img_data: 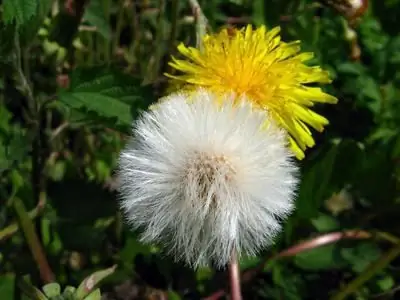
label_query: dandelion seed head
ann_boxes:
[117,89,298,267]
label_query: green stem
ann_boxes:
[0,204,44,242]
[113,0,125,55]
[331,242,400,300]
[168,0,179,52]
[87,31,95,65]
[102,0,111,62]
[127,1,140,71]
[154,0,166,80]
[12,34,52,283]
[13,197,54,283]
[14,33,36,115]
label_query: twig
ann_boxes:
[149,0,165,83]
[0,197,46,242]
[13,197,55,283]
[242,230,371,282]
[14,33,36,116]
[204,230,400,300]
[50,121,70,140]
[12,28,54,284]
[113,0,126,54]
[102,0,112,62]
[228,250,242,300]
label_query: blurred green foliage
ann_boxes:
[0,0,400,299]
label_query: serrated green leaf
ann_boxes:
[362,77,382,113]
[3,0,38,28]
[58,67,154,130]
[59,92,132,127]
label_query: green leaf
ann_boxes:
[62,286,76,300]
[336,62,365,76]
[42,283,61,298]
[0,24,16,63]
[83,0,112,40]
[239,255,262,270]
[294,244,345,271]
[119,234,152,267]
[62,92,132,127]
[0,274,15,300]
[75,265,116,299]
[296,141,339,218]
[311,213,340,232]
[0,106,31,173]
[252,0,282,28]
[195,266,214,282]
[362,77,382,113]
[2,0,38,28]
[341,242,382,273]
[330,139,365,187]
[0,102,12,131]
[18,278,47,300]
[376,275,394,292]
[58,67,154,130]
[0,145,7,172]
[82,289,101,300]
[20,0,53,45]
[166,290,182,300]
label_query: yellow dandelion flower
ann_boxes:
[166,25,338,160]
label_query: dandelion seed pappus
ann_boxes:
[117,89,298,267]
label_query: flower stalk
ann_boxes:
[228,250,242,300]
[13,197,55,283]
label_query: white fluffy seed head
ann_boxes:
[117,89,298,268]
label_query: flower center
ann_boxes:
[183,151,236,201]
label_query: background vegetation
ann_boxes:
[1,0,400,299]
